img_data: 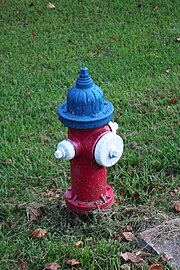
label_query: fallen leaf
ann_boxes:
[132,191,140,200]
[44,262,61,270]
[174,201,180,212]
[170,188,180,196]
[120,252,144,266]
[7,221,13,228]
[170,98,178,103]
[135,250,148,257]
[110,35,117,41]
[113,233,122,239]
[148,263,163,270]
[125,225,133,232]
[122,231,136,242]
[9,187,16,191]
[66,259,79,266]
[29,228,46,238]
[25,91,30,98]
[5,159,13,165]
[45,187,62,200]
[162,252,173,261]
[91,51,98,57]
[17,259,28,270]
[47,2,55,9]
[75,240,82,246]
[26,203,46,221]
[176,37,180,42]
[32,32,36,37]
[121,264,131,270]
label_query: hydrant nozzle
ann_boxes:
[54,67,124,214]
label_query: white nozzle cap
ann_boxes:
[54,149,64,159]
[108,121,119,134]
[94,132,123,167]
[54,140,75,160]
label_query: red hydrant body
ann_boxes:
[55,67,123,214]
[66,125,114,213]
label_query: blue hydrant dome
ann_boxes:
[58,67,114,129]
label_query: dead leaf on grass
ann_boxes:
[170,98,178,103]
[26,203,46,221]
[176,37,180,42]
[29,228,46,238]
[148,263,163,270]
[25,91,30,98]
[120,252,144,266]
[122,231,136,242]
[170,188,180,196]
[44,262,61,270]
[47,2,55,9]
[91,51,98,57]
[45,187,62,200]
[5,159,13,165]
[9,187,16,191]
[135,250,148,257]
[66,259,79,266]
[125,225,133,232]
[7,221,13,228]
[17,259,28,270]
[75,240,82,246]
[174,201,180,212]
[121,263,131,270]
[110,35,117,41]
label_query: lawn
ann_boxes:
[0,0,179,269]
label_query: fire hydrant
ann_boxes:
[54,67,123,214]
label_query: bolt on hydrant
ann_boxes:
[54,67,123,214]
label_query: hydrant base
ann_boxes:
[65,185,114,214]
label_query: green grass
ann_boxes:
[0,0,179,269]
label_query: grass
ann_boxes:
[0,0,179,269]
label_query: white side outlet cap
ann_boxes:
[54,140,75,160]
[94,132,123,167]
[108,121,119,133]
